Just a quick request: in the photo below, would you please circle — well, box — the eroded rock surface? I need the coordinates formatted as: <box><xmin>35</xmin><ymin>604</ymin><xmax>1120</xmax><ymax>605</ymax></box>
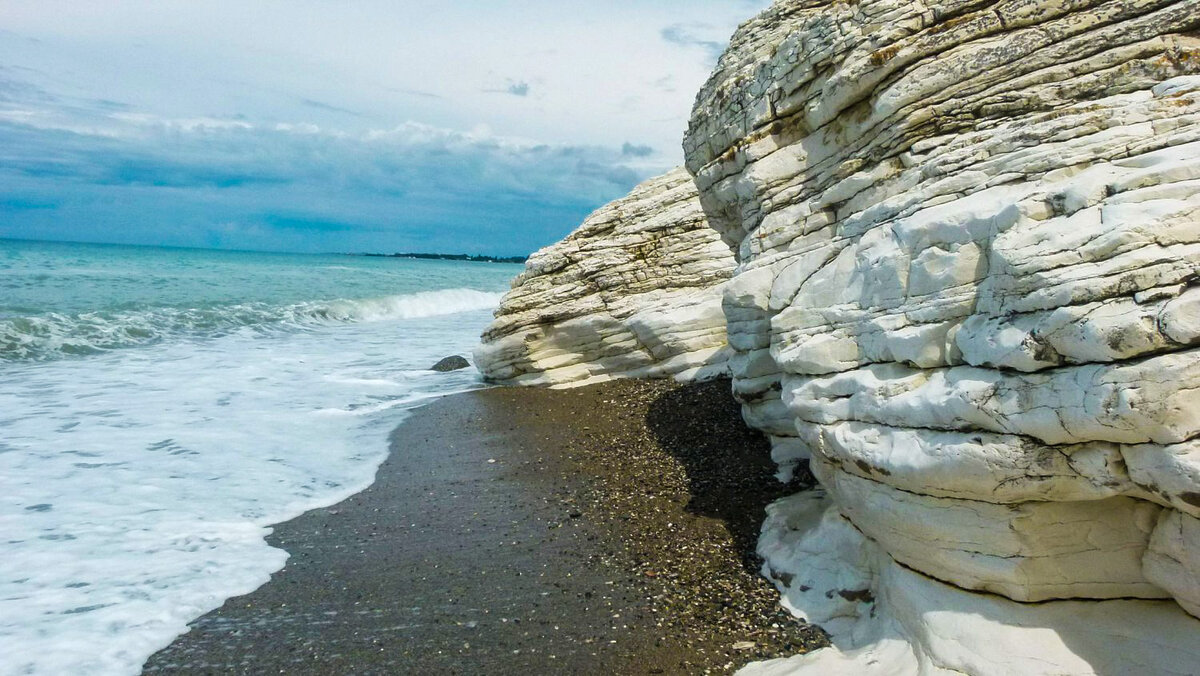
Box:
<box><xmin>754</xmin><ymin>492</ymin><xmax>1200</xmax><ymax>676</ymax></box>
<box><xmin>475</xmin><ymin>168</ymin><xmax>735</xmax><ymax>387</ymax></box>
<box><xmin>680</xmin><ymin>0</ymin><xmax>1200</xmax><ymax>672</ymax></box>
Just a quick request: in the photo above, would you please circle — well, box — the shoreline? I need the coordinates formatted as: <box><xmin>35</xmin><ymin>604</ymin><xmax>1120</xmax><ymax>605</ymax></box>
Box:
<box><xmin>142</xmin><ymin>378</ymin><xmax>826</xmax><ymax>674</ymax></box>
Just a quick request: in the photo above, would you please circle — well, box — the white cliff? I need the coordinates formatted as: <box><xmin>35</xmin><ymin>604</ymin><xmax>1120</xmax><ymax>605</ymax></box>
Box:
<box><xmin>682</xmin><ymin>0</ymin><xmax>1200</xmax><ymax>673</ymax></box>
<box><xmin>474</xmin><ymin>0</ymin><xmax>1200</xmax><ymax>671</ymax></box>
<box><xmin>475</xmin><ymin>167</ymin><xmax>735</xmax><ymax>387</ymax></box>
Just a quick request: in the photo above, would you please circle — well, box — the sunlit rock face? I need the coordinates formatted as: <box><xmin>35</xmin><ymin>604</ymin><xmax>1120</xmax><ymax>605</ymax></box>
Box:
<box><xmin>682</xmin><ymin>0</ymin><xmax>1200</xmax><ymax>672</ymax></box>
<box><xmin>475</xmin><ymin>167</ymin><xmax>735</xmax><ymax>387</ymax></box>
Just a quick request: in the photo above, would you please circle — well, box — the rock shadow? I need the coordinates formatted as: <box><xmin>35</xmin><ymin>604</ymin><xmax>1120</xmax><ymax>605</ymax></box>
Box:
<box><xmin>645</xmin><ymin>378</ymin><xmax>813</xmax><ymax>572</ymax></box>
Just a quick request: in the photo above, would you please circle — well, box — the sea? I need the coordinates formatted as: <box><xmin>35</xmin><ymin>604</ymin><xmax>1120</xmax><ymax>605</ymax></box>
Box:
<box><xmin>0</xmin><ymin>239</ymin><xmax>521</xmax><ymax>675</ymax></box>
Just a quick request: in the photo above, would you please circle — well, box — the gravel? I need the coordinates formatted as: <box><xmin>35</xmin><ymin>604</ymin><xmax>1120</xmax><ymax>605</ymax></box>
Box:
<box><xmin>142</xmin><ymin>377</ymin><xmax>827</xmax><ymax>675</ymax></box>
<box><xmin>544</xmin><ymin>378</ymin><xmax>827</xmax><ymax>671</ymax></box>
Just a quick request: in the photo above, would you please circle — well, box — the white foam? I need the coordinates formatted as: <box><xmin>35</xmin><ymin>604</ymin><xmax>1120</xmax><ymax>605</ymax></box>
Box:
<box><xmin>0</xmin><ymin>308</ymin><xmax>496</xmax><ymax>675</ymax></box>
<box><xmin>305</xmin><ymin>288</ymin><xmax>502</xmax><ymax>322</ymax></box>
<box><xmin>0</xmin><ymin>288</ymin><xmax>504</xmax><ymax>361</ymax></box>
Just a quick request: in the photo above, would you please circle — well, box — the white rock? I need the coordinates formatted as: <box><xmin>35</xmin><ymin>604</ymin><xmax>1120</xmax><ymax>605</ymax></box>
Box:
<box><xmin>810</xmin><ymin>421</ymin><xmax>1135</xmax><ymax>503</ymax></box>
<box><xmin>475</xmin><ymin>168</ymin><xmax>735</xmax><ymax>386</ymax></box>
<box><xmin>783</xmin><ymin>353</ymin><xmax>1200</xmax><ymax>446</ymax></box>
<box><xmin>747</xmin><ymin>492</ymin><xmax>1200</xmax><ymax>676</ymax></box>
<box><xmin>1145</xmin><ymin>509</ymin><xmax>1200</xmax><ymax>618</ymax></box>
<box><xmin>812</xmin><ymin>454</ymin><xmax>1166</xmax><ymax>602</ymax></box>
<box><xmin>683</xmin><ymin>0</ymin><xmax>1200</xmax><ymax>668</ymax></box>
<box><xmin>743</xmin><ymin>556</ymin><xmax>1200</xmax><ymax>676</ymax></box>
<box><xmin>767</xmin><ymin>436</ymin><xmax>811</xmax><ymax>483</ymax></box>
<box><xmin>1123</xmin><ymin>440</ymin><xmax>1200</xmax><ymax>518</ymax></box>
<box><xmin>755</xmin><ymin>490</ymin><xmax>881</xmax><ymax>642</ymax></box>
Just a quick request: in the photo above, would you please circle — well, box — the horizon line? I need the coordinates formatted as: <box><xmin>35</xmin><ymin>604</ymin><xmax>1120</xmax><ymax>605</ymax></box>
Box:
<box><xmin>0</xmin><ymin>235</ymin><xmax>533</xmax><ymax>260</ymax></box>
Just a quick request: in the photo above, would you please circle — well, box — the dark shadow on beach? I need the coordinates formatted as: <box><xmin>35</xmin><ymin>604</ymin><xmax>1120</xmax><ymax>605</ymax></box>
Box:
<box><xmin>644</xmin><ymin>378</ymin><xmax>814</xmax><ymax>573</ymax></box>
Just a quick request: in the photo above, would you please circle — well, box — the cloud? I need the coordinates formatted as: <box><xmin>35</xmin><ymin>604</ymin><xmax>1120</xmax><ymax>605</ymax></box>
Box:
<box><xmin>0</xmin><ymin>2</ymin><xmax>771</xmax><ymax>254</ymax></box>
<box><xmin>0</xmin><ymin>92</ymin><xmax>653</xmax><ymax>255</ymax></box>
<box><xmin>0</xmin><ymin>73</ymin><xmax>57</xmax><ymax>106</ymax></box>
<box><xmin>264</xmin><ymin>215</ymin><xmax>364</xmax><ymax>232</ymax></box>
<box><xmin>0</xmin><ymin>196</ymin><xmax>58</xmax><ymax>212</ymax></box>
<box><xmin>298</xmin><ymin>97</ymin><xmax>363</xmax><ymax>117</ymax></box>
<box><xmin>660</xmin><ymin>23</ymin><xmax>727</xmax><ymax>63</ymax></box>
<box><xmin>386</xmin><ymin>87</ymin><xmax>443</xmax><ymax>100</ymax></box>
<box><xmin>621</xmin><ymin>142</ymin><xmax>654</xmax><ymax>158</ymax></box>
<box><xmin>650</xmin><ymin>75</ymin><xmax>677</xmax><ymax>93</ymax></box>
<box><xmin>483</xmin><ymin>79</ymin><xmax>531</xmax><ymax>97</ymax></box>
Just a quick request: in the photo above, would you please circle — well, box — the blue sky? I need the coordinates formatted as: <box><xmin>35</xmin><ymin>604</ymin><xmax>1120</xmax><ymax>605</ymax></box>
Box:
<box><xmin>0</xmin><ymin>1</ymin><xmax>768</xmax><ymax>255</ymax></box>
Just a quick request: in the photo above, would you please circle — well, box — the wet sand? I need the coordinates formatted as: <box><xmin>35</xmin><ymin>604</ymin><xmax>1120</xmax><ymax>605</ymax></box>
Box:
<box><xmin>142</xmin><ymin>378</ymin><xmax>826</xmax><ymax>675</ymax></box>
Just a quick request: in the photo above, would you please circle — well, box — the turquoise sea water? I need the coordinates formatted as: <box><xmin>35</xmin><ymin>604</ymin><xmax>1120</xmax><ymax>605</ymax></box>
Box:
<box><xmin>0</xmin><ymin>239</ymin><xmax>517</xmax><ymax>360</ymax></box>
<box><xmin>0</xmin><ymin>239</ymin><xmax>521</xmax><ymax>675</ymax></box>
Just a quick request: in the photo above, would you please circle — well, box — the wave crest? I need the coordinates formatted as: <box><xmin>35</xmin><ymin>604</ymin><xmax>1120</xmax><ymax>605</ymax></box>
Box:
<box><xmin>1</xmin><ymin>288</ymin><xmax>502</xmax><ymax>361</ymax></box>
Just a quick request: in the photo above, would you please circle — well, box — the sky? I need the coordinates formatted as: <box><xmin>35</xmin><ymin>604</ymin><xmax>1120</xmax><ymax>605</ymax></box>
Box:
<box><xmin>0</xmin><ymin>1</ymin><xmax>769</xmax><ymax>256</ymax></box>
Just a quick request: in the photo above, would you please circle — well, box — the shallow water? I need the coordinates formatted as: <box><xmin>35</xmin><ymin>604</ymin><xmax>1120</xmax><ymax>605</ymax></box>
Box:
<box><xmin>0</xmin><ymin>239</ymin><xmax>519</xmax><ymax>675</ymax></box>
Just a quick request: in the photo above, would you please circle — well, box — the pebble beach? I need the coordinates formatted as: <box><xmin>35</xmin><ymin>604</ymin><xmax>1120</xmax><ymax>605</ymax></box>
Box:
<box><xmin>143</xmin><ymin>378</ymin><xmax>827</xmax><ymax>675</ymax></box>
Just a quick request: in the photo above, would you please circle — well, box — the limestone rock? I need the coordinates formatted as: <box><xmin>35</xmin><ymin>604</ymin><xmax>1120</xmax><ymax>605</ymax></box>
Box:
<box><xmin>1145</xmin><ymin>508</ymin><xmax>1200</xmax><ymax>617</ymax></box>
<box><xmin>1124</xmin><ymin>440</ymin><xmax>1200</xmax><ymax>517</ymax></box>
<box><xmin>750</xmin><ymin>493</ymin><xmax>1200</xmax><ymax>676</ymax></box>
<box><xmin>681</xmin><ymin>0</ymin><xmax>1200</xmax><ymax>671</ymax></box>
<box><xmin>812</xmin><ymin>454</ymin><xmax>1166</xmax><ymax>602</ymax></box>
<box><xmin>475</xmin><ymin>168</ymin><xmax>735</xmax><ymax>387</ymax></box>
<box><xmin>805</xmin><ymin>421</ymin><xmax>1137</xmax><ymax>503</ymax></box>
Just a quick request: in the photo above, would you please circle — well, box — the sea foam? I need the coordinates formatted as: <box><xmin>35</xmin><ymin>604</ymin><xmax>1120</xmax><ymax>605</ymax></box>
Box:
<box><xmin>0</xmin><ymin>288</ymin><xmax>502</xmax><ymax>361</ymax></box>
<box><xmin>0</xmin><ymin>304</ymin><xmax>499</xmax><ymax>675</ymax></box>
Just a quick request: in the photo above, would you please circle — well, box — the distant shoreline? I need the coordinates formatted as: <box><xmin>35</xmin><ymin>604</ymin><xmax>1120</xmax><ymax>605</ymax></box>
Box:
<box><xmin>357</xmin><ymin>252</ymin><xmax>528</xmax><ymax>264</ymax></box>
<box><xmin>1</xmin><ymin>237</ymin><xmax>531</xmax><ymax>262</ymax></box>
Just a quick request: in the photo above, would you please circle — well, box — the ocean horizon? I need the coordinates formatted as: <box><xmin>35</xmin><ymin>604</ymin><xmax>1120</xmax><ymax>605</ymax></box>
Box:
<box><xmin>0</xmin><ymin>238</ymin><xmax>521</xmax><ymax>674</ymax></box>
<box><xmin>0</xmin><ymin>236</ymin><xmax>527</xmax><ymax>261</ymax></box>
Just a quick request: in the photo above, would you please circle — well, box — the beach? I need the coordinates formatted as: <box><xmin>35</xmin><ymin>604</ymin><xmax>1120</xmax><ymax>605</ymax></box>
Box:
<box><xmin>142</xmin><ymin>378</ymin><xmax>827</xmax><ymax>675</ymax></box>
<box><xmin>0</xmin><ymin>242</ymin><xmax>532</xmax><ymax>674</ymax></box>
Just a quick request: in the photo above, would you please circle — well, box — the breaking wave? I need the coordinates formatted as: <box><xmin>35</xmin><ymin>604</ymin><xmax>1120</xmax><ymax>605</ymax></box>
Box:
<box><xmin>0</xmin><ymin>288</ymin><xmax>502</xmax><ymax>361</ymax></box>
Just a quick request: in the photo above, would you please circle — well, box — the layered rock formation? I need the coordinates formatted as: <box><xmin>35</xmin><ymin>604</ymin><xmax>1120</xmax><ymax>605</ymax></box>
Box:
<box><xmin>679</xmin><ymin>0</ymin><xmax>1200</xmax><ymax>672</ymax></box>
<box><xmin>474</xmin><ymin>0</ymin><xmax>1200</xmax><ymax>671</ymax></box>
<box><xmin>475</xmin><ymin>168</ymin><xmax>735</xmax><ymax>387</ymax></box>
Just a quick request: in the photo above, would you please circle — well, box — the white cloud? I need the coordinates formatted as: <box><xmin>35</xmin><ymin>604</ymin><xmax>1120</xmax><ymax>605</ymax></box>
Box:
<box><xmin>0</xmin><ymin>1</ymin><xmax>769</xmax><ymax>157</ymax></box>
<box><xmin>0</xmin><ymin>80</ymin><xmax>653</xmax><ymax>253</ymax></box>
<box><xmin>0</xmin><ymin>1</ymin><xmax>773</xmax><ymax>253</ymax></box>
